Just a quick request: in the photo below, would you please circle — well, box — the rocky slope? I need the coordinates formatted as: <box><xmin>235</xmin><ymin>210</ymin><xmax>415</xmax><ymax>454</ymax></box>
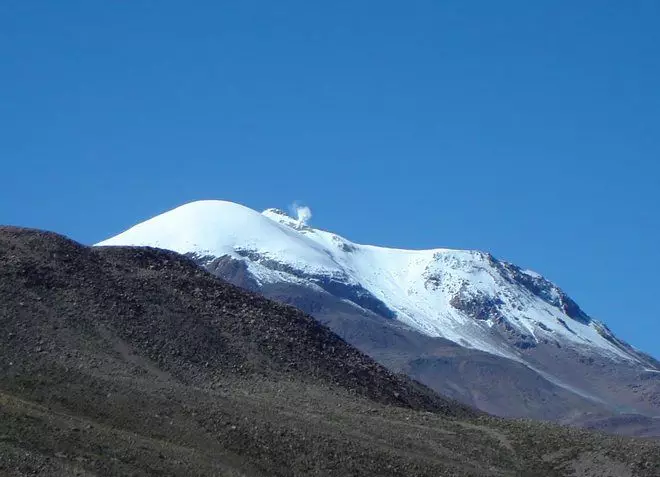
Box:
<box><xmin>97</xmin><ymin>200</ymin><xmax>660</xmax><ymax>434</ymax></box>
<box><xmin>2</xmin><ymin>226</ymin><xmax>660</xmax><ymax>476</ymax></box>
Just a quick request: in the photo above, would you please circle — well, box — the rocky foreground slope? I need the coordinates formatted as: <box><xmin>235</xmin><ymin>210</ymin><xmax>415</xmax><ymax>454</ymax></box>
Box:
<box><xmin>1</xmin><ymin>226</ymin><xmax>659</xmax><ymax>476</ymax></box>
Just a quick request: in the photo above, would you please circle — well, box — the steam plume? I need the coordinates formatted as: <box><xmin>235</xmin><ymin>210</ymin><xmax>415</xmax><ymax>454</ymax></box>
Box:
<box><xmin>290</xmin><ymin>202</ymin><xmax>312</xmax><ymax>226</ymax></box>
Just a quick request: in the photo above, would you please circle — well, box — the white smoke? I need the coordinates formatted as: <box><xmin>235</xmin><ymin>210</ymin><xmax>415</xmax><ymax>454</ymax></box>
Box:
<box><xmin>291</xmin><ymin>202</ymin><xmax>312</xmax><ymax>226</ymax></box>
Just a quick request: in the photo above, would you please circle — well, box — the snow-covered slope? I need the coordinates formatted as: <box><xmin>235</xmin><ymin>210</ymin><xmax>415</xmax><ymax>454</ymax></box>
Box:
<box><xmin>97</xmin><ymin>200</ymin><xmax>645</xmax><ymax>365</ymax></box>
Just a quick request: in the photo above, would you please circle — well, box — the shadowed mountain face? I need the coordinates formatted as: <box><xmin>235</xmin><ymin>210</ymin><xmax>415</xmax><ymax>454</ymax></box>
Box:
<box><xmin>2</xmin><ymin>226</ymin><xmax>660</xmax><ymax>476</ymax></box>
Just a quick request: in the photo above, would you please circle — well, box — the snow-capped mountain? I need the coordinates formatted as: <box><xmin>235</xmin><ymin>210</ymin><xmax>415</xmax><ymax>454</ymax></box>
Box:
<box><xmin>98</xmin><ymin>200</ymin><xmax>642</xmax><ymax>363</ymax></box>
<box><xmin>97</xmin><ymin>200</ymin><xmax>660</xmax><ymax>433</ymax></box>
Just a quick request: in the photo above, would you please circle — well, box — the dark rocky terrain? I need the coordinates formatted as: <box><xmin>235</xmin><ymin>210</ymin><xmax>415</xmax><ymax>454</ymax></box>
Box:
<box><xmin>1</xmin><ymin>226</ymin><xmax>659</xmax><ymax>476</ymax></box>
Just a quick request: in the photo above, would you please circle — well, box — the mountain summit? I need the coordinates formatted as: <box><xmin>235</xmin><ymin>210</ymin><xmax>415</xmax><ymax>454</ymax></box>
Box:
<box><xmin>98</xmin><ymin>200</ymin><xmax>660</xmax><ymax>434</ymax></box>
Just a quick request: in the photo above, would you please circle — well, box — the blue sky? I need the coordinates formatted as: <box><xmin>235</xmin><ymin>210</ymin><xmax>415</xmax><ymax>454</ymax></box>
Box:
<box><xmin>1</xmin><ymin>1</ymin><xmax>658</xmax><ymax>357</ymax></box>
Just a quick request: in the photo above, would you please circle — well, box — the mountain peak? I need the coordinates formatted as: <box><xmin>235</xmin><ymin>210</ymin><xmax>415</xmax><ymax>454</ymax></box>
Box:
<box><xmin>262</xmin><ymin>207</ymin><xmax>290</xmax><ymax>218</ymax></box>
<box><xmin>262</xmin><ymin>207</ymin><xmax>312</xmax><ymax>231</ymax></box>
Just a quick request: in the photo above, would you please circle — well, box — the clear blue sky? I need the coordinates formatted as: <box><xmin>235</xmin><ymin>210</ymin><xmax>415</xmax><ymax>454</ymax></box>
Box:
<box><xmin>1</xmin><ymin>1</ymin><xmax>658</xmax><ymax>358</ymax></box>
